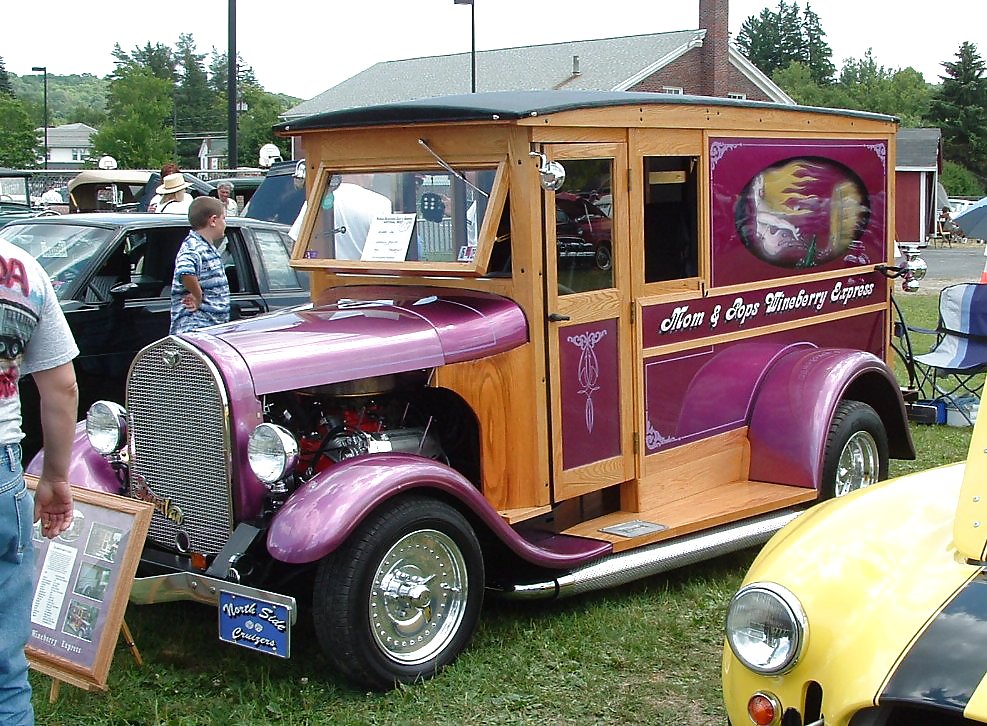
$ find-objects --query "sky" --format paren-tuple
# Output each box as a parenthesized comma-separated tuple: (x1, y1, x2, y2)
(3, 0, 985, 101)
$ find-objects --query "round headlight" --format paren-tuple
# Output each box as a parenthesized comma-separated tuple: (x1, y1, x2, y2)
(247, 424, 299, 484)
(726, 582, 806, 675)
(85, 401, 127, 455)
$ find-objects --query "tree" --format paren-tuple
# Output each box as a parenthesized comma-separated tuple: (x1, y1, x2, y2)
(941, 159, 984, 198)
(735, 1, 835, 84)
(802, 4, 835, 84)
(925, 41, 987, 183)
(0, 57, 13, 98)
(236, 88, 292, 166)
(0, 96, 40, 167)
(174, 34, 222, 168)
(90, 68, 174, 168)
(111, 42, 176, 82)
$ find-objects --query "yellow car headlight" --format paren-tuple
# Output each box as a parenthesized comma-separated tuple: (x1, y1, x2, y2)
(726, 582, 807, 675)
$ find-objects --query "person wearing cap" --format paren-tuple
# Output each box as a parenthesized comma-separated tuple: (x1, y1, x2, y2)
(153, 173, 194, 215)
(216, 181, 238, 216)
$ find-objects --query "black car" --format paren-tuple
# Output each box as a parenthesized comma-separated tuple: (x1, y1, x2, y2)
(0, 213, 310, 457)
(242, 159, 307, 225)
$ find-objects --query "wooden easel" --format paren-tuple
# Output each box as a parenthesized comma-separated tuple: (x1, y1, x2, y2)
(47, 618, 143, 703)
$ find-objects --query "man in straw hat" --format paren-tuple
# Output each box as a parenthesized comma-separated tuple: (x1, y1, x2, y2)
(154, 172, 194, 215)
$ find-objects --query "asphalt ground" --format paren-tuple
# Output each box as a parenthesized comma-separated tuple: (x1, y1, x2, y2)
(916, 240, 987, 292)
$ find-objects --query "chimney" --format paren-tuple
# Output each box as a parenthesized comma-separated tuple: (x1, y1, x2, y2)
(699, 0, 730, 97)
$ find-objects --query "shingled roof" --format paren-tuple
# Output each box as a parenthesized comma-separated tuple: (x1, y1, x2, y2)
(284, 29, 792, 121)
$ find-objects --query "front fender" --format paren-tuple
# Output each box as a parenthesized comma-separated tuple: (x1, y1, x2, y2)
(267, 453, 611, 567)
(26, 421, 122, 495)
(748, 348, 908, 489)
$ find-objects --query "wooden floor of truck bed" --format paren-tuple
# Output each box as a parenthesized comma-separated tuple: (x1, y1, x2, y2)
(562, 479, 817, 552)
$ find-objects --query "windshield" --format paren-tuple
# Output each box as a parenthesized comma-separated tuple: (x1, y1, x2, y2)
(0, 175, 31, 206)
(0, 223, 117, 299)
(245, 168, 306, 225)
(301, 169, 497, 265)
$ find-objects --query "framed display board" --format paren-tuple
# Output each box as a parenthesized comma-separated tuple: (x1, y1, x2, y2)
(25, 477, 152, 691)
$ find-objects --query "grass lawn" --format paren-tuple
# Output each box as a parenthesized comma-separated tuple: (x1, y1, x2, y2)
(31, 290, 976, 725)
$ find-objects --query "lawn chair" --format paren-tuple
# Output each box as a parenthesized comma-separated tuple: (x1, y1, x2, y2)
(908, 282, 987, 424)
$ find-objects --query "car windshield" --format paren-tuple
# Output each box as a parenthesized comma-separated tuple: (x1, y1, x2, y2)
(0, 175, 31, 206)
(301, 169, 497, 265)
(0, 223, 117, 299)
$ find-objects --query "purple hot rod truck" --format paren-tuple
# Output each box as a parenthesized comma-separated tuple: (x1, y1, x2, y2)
(31, 91, 925, 690)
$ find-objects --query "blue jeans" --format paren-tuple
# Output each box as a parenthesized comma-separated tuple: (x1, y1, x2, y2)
(0, 444, 34, 725)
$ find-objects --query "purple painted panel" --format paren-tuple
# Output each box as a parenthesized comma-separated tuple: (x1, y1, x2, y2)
(643, 312, 886, 453)
(641, 272, 885, 349)
(186, 285, 529, 395)
(268, 453, 612, 568)
(709, 138, 888, 287)
(559, 319, 621, 470)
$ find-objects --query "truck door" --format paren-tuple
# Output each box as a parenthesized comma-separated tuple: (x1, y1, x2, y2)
(542, 143, 635, 501)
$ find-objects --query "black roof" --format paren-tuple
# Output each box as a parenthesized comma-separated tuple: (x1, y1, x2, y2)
(277, 90, 896, 133)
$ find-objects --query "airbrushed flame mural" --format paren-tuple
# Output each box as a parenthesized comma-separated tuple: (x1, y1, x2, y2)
(710, 138, 887, 287)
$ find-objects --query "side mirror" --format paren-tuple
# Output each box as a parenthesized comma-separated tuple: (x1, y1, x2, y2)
(529, 152, 566, 192)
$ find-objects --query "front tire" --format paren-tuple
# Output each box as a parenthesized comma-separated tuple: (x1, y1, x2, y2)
(312, 495, 484, 690)
(821, 400, 888, 499)
(595, 243, 613, 271)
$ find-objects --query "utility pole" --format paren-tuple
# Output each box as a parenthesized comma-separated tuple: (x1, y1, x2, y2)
(227, 0, 238, 169)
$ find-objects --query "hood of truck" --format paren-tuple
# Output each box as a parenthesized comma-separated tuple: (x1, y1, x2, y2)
(182, 285, 529, 395)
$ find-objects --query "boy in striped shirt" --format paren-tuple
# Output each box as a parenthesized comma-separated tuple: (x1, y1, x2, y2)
(169, 196, 230, 334)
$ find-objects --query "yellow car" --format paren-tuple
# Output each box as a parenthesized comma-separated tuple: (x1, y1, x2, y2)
(722, 414, 987, 726)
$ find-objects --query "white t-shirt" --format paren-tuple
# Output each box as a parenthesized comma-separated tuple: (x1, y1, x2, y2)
(156, 194, 193, 215)
(332, 183, 393, 260)
(0, 240, 79, 444)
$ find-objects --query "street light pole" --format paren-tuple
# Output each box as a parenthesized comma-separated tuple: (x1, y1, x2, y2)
(453, 0, 476, 93)
(227, 0, 238, 170)
(31, 66, 47, 169)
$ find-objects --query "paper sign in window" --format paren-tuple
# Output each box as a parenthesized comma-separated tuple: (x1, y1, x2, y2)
(361, 213, 417, 262)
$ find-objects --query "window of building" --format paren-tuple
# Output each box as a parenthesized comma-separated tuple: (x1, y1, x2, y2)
(71, 148, 86, 161)
(727, 93, 747, 100)
(661, 87, 684, 95)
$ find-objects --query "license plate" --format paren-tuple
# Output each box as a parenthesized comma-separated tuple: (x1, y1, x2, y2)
(218, 591, 291, 658)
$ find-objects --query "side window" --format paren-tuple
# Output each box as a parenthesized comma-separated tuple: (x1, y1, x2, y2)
(643, 156, 699, 283)
(555, 158, 614, 295)
(254, 229, 303, 290)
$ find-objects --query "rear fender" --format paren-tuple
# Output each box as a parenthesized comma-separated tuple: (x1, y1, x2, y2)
(748, 348, 912, 489)
(26, 421, 122, 495)
(267, 453, 610, 567)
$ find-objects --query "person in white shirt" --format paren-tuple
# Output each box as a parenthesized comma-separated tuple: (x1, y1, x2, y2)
(216, 181, 238, 216)
(154, 173, 194, 215)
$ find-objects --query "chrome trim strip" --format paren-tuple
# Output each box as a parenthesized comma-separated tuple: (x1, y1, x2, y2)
(128, 572, 297, 625)
(495, 509, 804, 600)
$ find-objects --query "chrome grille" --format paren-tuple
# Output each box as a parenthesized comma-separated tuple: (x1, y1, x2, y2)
(127, 337, 233, 556)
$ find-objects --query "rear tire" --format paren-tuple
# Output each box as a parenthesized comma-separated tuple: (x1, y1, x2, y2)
(312, 495, 484, 690)
(821, 400, 888, 499)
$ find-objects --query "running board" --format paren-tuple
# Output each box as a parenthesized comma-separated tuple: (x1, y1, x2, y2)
(492, 508, 804, 600)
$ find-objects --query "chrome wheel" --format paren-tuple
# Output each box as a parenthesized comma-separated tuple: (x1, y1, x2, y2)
(313, 496, 484, 690)
(833, 430, 880, 497)
(822, 400, 888, 500)
(370, 528, 469, 665)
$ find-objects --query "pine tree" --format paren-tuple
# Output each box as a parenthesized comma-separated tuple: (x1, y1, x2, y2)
(174, 34, 222, 168)
(735, 1, 835, 85)
(802, 3, 835, 84)
(925, 41, 987, 184)
(0, 57, 13, 98)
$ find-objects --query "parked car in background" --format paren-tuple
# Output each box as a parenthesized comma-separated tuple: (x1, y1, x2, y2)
(137, 172, 215, 212)
(68, 170, 152, 213)
(2, 213, 309, 458)
(0, 168, 59, 224)
(555, 192, 613, 271)
(242, 158, 306, 225)
(723, 410, 987, 725)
